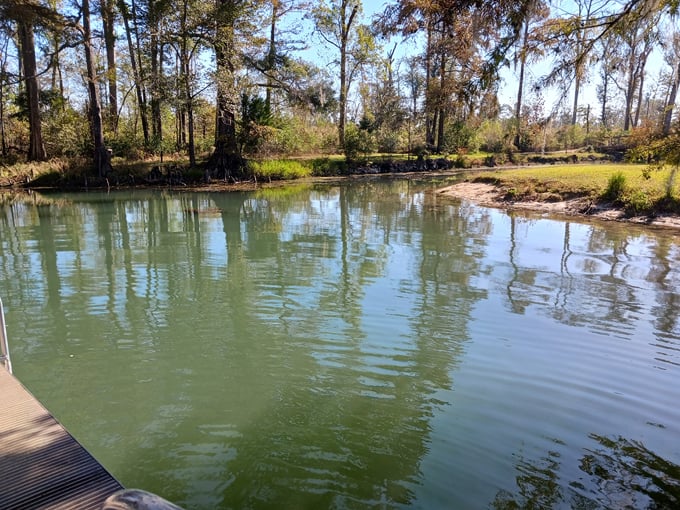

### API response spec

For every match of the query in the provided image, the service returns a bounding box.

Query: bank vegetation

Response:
[3,1,680,190]
[463,162,680,214]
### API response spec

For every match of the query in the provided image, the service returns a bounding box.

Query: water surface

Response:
[0,181,678,509]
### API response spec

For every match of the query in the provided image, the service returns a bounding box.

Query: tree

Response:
[570,0,597,126]
[379,0,538,152]
[1,0,53,161]
[46,0,65,99]
[238,92,272,155]
[614,2,661,131]
[164,0,211,166]
[82,0,112,176]
[595,29,621,130]
[118,0,150,145]
[367,44,409,153]
[0,32,10,157]
[262,0,307,111]
[100,0,118,130]
[310,0,365,149]
[207,0,250,181]
[540,0,673,133]
[17,20,46,161]
[135,0,172,147]
[403,55,425,155]
[286,65,338,119]
[663,29,680,135]
[512,1,549,149]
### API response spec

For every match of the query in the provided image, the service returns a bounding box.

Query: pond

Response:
[0,180,679,509]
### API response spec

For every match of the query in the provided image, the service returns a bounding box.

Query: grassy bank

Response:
[0,155,353,188]
[4,155,678,219]
[1,148,611,189]
[471,163,680,215]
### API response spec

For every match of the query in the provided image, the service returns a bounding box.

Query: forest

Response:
[2,0,680,183]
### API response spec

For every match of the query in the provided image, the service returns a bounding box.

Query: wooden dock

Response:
[0,366,123,509]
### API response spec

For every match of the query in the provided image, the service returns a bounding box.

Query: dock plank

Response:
[0,367,123,509]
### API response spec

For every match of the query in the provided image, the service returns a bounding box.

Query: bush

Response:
[43,106,90,157]
[443,121,477,153]
[603,171,626,201]
[484,153,508,167]
[344,123,375,163]
[477,119,506,153]
[310,157,347,176]
[376,130,402,154]
[625,189,652,214]
[453,155,471,169]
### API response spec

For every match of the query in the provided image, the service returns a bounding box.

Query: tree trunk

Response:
[436,52,446,153]
[623,56,637,131]
[150,0,163,145]
[118,0,150,144]
[101,0,118,131]
[83,0,112,177]
[337,1,358,150]
[338,43,347,149]
[17,20,46,161]
[265,1,277,112]
[208,0,243,181]
[514,18,529,149]
[633,64,645,128]
[663,60,680,135]
[600,72,609,129]
[131,0,149,130]
[571,74,581,126]
[48,4,64,100]
[424,23,435,149]
[180,0,195,166]
[0,60,6,156]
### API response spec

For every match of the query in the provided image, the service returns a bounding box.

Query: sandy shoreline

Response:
[437,181,680,230]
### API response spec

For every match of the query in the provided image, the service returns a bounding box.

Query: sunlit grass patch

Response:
[249,159,311,181]
[472,163,680,214]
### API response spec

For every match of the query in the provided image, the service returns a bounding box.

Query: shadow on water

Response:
[493,434,680,509]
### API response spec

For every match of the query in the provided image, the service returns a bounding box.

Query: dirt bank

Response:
[437,181,680,230]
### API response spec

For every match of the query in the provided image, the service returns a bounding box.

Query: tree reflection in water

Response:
[493,435,680,509]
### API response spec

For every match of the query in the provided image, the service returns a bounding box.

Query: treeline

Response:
[2,0,680,179]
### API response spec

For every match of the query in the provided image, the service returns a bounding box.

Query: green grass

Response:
[249,159,312,181]
[472,163,680,215]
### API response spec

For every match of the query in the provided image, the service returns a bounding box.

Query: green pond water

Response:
[0,180,679,509]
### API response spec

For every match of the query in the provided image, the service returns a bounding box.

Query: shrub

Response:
[453,155,471,169]
[344,123,375,163]
[603,171,626,201]
[310,157,347,176]
[477,119,506,153]
[625,189,652,215]
[443,121,477,153]
[376,130,402,154]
